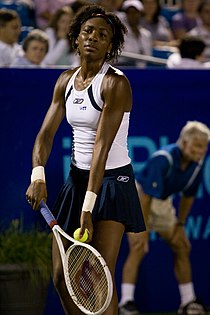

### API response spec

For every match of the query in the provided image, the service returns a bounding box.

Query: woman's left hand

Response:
[80,211,93,243]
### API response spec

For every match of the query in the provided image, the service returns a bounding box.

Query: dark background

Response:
[0,68,209,313]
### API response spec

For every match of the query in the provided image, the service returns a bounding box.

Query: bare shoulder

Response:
[104,65,131,88]
[102,65,132,111]
[52,67,79,102]
[55,67,79,91]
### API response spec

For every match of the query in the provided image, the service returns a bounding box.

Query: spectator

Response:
[140,0,177,47]
[117,0,153,67]
[0,0,36,28]
[171,0,201,40]
[119,121,210,315]
[167,35,206,68]
[188,0,210,62]
[204,60,210,67]
[96,0,124,11]
[71,0,91,14]
[33,0,75,29]
[11,29,49,67]
[42,6,79,67]
[0,8,23,67]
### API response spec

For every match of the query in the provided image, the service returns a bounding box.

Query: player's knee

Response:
[171,240,191,255]
[130,240,146,256]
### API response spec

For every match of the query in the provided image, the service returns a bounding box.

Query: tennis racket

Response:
[39,200,113,315]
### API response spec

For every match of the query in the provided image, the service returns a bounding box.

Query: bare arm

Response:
[173,29,187,40]
[88,69,132,193]
[80,69,132,240]
[26,70,72,209]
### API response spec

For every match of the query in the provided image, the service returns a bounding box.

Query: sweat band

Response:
[31,166,46,183]
[82,191,97,213]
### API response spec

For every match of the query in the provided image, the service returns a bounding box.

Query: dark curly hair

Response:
[68,4,127,62]
[0,8,19,27]
[179,35,206,59]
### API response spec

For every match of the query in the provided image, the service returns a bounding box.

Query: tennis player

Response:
[26,4,146,315]
[119,121,210,315]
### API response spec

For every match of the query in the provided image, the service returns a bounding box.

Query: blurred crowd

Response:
[0,0,210,68]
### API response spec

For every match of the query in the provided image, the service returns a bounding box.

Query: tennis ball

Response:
[73,228,89,242]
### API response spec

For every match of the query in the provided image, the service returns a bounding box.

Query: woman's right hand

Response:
[26,180,47,210]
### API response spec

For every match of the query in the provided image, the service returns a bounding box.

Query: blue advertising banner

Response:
[0,68,210,313]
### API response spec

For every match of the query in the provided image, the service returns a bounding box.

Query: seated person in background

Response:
[0,8,23,67]
[11,29,49,67]
[0,0,36,28]
[171,0,201,40]
[116,0,152,67]
[140,0,178,48]
[71,0,91,14]
[188,0,210,62]
[42,6,79,67]
[167,35,206,68]
[119,121,210,315]
[33,0,75,29]
[96,0,124,12]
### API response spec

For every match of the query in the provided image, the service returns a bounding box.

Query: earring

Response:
[76,47,80,55]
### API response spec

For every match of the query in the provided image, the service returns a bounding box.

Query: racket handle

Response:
[39,200,57,228]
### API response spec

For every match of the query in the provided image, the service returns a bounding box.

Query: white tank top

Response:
[65,62,131,170]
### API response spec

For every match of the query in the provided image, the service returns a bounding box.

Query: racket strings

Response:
[65,246,109,313]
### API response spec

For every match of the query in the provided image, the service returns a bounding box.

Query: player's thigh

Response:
[52,235,69,277]
[158,227,190,252]
[91,220,125,272]
[158,227,175,242]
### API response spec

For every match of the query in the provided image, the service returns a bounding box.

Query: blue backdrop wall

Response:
[0,68,210,314]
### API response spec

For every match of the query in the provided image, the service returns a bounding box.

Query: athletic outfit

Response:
[53,62,145,235]
[119,143,207,315]
[136,143,203,232]
[137,143,203,199]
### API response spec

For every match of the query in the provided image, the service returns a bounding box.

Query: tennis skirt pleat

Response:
[53,163,146,234]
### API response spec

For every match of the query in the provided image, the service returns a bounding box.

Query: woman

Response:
[42,6,79,66]
[117,0,152,67]
[140,0,176,46]
[26,4,145,315]
[171,0,201,40]
[11,29,49,67]
[0,8,23,67]
[34,0,74,29]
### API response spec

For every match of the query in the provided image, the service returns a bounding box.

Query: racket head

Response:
[63,243,113,315]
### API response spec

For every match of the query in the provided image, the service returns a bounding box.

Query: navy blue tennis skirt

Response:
[53,163,146,235]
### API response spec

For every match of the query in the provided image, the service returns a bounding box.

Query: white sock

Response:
[119,283,135,306]
[179,282,196,306]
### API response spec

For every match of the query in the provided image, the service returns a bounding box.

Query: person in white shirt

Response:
[140,0,175,45]
[33,0,75,29]
[171,0,201,40]
[11,29,49,67]
[25,5,146,314]
[167,35,206,68]
[188,0,210,62]
[0,8,23,67]
[116,0,152,67]
[42,6,79,67]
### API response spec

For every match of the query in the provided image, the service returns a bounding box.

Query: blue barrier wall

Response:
[0,68,210,313]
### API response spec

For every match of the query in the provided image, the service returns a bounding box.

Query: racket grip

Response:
[39,200,57,228]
